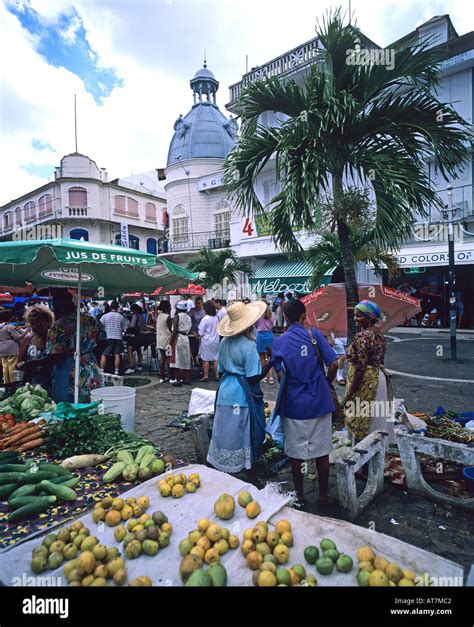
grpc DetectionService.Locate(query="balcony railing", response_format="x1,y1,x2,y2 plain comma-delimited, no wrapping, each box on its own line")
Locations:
68,207,88,217
426,184,474,222
227,36,324,110
167,229,231,253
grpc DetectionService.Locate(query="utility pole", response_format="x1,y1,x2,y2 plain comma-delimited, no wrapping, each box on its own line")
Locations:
446,184,457,360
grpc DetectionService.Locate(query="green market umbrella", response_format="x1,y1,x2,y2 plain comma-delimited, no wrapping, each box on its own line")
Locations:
0,239,198,401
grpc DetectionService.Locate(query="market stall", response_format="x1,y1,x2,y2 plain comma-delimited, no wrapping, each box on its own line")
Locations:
0,464,464,587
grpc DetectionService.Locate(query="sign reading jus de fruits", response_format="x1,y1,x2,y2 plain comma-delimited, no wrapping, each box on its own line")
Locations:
62,250,149,264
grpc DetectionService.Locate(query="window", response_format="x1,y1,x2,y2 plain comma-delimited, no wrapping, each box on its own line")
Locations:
171,204,189,241
15,207,22,225
129,235,139,250
214,211,230,237
38,194,53,216
68,187,87,208
145,202,156,221
3,212,12,229
24,201,36,221
114,195,139,217
146,238,157,255
127,197,138,217
70,228,89,241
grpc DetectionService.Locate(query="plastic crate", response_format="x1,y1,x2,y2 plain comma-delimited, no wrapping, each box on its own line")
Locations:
101,372,124,387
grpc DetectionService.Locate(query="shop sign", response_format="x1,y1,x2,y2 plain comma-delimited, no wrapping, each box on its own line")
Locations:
396,251,473,266
41,268,94,282
250,278,312,294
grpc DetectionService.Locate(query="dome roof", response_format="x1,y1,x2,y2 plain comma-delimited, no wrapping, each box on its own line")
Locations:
166,62,238,166
167,105,237,165
192,66,216,81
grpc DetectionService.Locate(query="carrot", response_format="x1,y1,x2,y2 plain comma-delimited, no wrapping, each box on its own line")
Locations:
2,426,41,447
18,439,45,452
14,429,44,447
5,422,30,435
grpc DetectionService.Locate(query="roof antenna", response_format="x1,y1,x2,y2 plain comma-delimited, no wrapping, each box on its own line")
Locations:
204,48,207,68
74,94,78,153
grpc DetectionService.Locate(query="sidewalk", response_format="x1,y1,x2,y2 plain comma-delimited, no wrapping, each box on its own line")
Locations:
391,326,474,339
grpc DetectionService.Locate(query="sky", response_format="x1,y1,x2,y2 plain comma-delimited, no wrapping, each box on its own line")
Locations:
0,0,472,205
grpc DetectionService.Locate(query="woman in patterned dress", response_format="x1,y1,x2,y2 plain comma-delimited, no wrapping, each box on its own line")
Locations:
46,290,103,403
343,300,392,445
168,301,192,387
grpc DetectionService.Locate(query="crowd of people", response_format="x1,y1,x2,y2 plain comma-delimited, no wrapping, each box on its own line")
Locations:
0,288,391,512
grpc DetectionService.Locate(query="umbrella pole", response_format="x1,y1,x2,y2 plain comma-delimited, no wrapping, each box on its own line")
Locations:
74,267,82,404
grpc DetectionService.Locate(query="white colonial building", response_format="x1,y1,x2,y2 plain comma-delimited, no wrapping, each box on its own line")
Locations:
0,153,166,255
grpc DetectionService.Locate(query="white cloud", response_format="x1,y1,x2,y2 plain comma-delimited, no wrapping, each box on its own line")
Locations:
1,0,472,206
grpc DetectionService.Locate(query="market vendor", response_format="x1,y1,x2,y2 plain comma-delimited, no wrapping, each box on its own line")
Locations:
16,304,55,392
343,300,393,447
0,307,26,385
46,289,103,403
207,301,267,480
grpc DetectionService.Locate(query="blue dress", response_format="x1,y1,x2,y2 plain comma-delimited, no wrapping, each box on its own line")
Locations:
207,335,265,473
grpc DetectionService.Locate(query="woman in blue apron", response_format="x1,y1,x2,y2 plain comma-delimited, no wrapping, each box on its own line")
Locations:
207,301,267,475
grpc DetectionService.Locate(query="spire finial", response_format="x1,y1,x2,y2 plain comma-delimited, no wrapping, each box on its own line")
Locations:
203,48,207,68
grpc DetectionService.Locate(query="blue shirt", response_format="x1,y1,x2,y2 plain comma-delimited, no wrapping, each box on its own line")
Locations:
217,335,261,407
272,324,337,420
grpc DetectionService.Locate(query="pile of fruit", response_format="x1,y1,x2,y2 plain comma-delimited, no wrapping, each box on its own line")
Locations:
356,546,418,587
113,509,173,559
1,455,79,521
158,471,201,498
179,518,240,567
92,495,150,526
30,520,128,586
213,491,261,520
303,538,353,576
104,446,165,484
242,519,292,568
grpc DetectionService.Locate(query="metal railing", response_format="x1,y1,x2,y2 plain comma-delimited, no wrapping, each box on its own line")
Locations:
167,229,231,252
67,207,88,217
227,36,324,109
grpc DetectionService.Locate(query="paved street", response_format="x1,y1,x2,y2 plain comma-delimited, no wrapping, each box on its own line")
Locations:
133,331,474,574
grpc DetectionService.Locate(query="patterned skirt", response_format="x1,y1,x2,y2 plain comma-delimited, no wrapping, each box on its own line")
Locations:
207,405,252,473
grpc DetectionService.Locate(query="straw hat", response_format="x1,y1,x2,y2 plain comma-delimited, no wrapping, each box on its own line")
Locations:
217,300,267,337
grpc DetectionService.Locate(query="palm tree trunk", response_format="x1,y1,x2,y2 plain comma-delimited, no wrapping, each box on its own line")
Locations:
333,175,358,343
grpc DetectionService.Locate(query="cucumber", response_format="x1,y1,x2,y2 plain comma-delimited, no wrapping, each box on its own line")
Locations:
58,477,80,489
39,480,77,502
135,445,154,464
8,495,57,510
51,475,78,485
7,498,54,522
116,450,134,465
0,483,18,499
0,472,24,485
0,453,20,464
0,464,30,473
8,484,38,499
37,463,71,477
0,451,19,462
16,471,58,486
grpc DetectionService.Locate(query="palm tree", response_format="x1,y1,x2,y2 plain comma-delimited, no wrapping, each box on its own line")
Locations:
306,230,399,290
187,247,253,294
223,9,472,339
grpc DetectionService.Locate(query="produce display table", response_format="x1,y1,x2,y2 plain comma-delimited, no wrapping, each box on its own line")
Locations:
0,464,464,586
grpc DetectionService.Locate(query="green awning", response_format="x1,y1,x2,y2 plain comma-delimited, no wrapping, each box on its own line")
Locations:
250,258,334,295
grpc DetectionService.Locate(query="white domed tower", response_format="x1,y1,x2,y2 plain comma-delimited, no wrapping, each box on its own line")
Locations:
164,60,238,262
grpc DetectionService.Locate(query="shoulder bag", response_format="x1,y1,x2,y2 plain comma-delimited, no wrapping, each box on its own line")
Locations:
307,328,344,420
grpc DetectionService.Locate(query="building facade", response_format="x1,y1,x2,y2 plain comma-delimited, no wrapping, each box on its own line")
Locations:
0,153,166,256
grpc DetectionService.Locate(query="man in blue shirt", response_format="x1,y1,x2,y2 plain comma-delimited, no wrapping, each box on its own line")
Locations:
272,298,338,510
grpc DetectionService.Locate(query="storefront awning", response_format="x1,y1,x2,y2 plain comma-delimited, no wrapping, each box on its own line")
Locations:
250,258,334,295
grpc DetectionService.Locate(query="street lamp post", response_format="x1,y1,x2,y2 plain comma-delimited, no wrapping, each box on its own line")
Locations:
446,185,457,361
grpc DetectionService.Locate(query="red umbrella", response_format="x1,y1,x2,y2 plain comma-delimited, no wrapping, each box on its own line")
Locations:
0,293,14,303
123,287,163,299
0,285,34,295
165,283,206,296
301,283,421,335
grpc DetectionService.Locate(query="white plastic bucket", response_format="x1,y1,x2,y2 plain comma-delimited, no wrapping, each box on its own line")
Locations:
90,386,136,432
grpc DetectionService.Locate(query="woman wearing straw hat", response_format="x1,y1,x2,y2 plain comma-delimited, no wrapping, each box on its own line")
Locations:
207,300,268,475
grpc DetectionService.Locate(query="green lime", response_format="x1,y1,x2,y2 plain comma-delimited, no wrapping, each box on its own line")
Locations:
315,557,334,575
357,570,370,586
323,548,340,563
336,554,353,573
320,538,337,552
292,564,306,581
276,567,292,586
303,545,319,564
